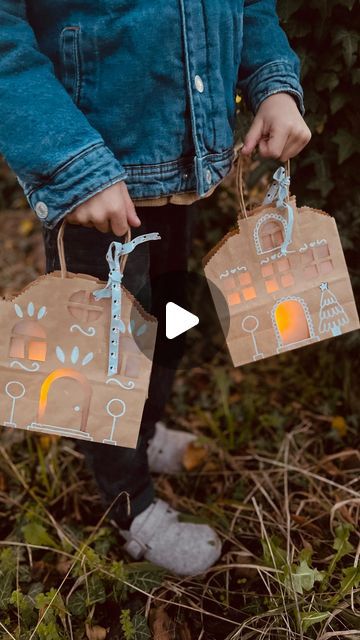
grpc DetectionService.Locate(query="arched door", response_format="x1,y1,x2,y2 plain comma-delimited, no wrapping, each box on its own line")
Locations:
274,299,310,348
37,368,92,432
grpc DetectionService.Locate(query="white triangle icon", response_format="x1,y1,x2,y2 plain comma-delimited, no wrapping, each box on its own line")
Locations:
165,302,199,339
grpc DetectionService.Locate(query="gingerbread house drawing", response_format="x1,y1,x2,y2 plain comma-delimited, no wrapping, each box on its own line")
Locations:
0,268,157,449
203,194,359,367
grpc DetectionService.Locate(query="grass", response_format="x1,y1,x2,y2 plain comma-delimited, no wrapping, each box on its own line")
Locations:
0,167,359,639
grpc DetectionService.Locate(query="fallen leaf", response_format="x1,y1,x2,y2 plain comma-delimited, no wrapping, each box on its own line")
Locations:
182,441,208,471
39,434,58,451
85,624,108,640
331,415,347,437
56,556,73,576
149,605,174,640
20,218,34,236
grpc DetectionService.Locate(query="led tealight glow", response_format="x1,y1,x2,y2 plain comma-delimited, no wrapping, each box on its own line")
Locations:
275,300,310,345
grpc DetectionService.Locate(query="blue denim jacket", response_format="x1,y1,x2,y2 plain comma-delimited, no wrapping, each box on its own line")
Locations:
0,1,304,229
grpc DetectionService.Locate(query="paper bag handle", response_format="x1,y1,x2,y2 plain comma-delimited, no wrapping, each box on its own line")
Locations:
56,218,131,278
235,151,291,222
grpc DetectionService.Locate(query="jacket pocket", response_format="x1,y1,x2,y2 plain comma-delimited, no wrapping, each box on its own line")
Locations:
59,26,82,105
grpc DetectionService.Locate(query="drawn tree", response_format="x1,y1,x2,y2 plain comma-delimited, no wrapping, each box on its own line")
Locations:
318,282,349,336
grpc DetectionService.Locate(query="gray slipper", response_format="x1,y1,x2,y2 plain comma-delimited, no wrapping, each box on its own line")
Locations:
146,421,197,474
117,498,222,576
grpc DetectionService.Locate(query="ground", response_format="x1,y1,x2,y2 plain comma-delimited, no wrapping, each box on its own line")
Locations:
0,168,359,639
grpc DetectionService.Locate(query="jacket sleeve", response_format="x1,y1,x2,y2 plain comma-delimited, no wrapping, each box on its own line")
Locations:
237,0,305,116
0,1,128,229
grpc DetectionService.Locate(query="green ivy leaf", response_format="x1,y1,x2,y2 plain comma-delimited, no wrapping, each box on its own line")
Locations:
333,29,359,68
21,522,58,549
300,610,331,633
332,129,358,164
340,566,360,595
285,560,325,595
261,536,287,570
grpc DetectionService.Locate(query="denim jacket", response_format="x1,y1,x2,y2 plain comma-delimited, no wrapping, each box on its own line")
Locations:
0,1,304,229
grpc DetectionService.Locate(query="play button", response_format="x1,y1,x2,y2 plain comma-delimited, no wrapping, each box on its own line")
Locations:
166,302,199,339
130,270,229,371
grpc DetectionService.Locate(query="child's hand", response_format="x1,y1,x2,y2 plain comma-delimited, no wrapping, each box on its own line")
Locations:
241,93,311,161
66,181,141,235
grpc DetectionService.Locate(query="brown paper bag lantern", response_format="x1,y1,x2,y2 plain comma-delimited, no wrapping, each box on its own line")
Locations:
203,158,359,367
0,220,160,448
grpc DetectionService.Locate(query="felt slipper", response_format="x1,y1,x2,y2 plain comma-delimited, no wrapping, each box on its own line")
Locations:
117,497,222,576
147,421,198,474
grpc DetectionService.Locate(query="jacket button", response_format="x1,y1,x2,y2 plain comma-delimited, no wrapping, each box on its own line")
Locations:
205,169,212,185
35,201,48,219
194,75,204,93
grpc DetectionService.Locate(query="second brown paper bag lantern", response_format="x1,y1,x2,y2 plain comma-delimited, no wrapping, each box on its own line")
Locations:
0,220,160,448
203,158,359,367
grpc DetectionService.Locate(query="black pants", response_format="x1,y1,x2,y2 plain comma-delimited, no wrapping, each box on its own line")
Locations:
42,203,193,526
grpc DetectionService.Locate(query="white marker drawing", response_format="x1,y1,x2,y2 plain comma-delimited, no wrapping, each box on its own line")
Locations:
4,381,25,427
241,315,264,361
10,361,40,372
70,325,96,336
103,398,126,445
106,378,135,390
318,282,349,336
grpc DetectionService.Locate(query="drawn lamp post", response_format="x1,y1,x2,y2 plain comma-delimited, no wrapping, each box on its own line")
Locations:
4,381,25,427
103,398,126,445
241,315,264,361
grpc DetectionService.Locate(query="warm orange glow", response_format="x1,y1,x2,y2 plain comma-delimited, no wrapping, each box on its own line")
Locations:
238,272,251,286
261,264,274,277
275,300,310,345
281,274,295,288
228,292,241,306
28,340,47,361
243,287,256,301
38,368,89,421
266,279,279,293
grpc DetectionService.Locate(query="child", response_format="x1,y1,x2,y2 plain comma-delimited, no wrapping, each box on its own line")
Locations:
0,0,311,576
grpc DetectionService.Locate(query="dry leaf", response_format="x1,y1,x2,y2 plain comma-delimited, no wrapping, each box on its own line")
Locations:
149,605,174,640
20,218,34,236
56,556,73,576
85,624,108,640
331,415,347,437
182,441,208,471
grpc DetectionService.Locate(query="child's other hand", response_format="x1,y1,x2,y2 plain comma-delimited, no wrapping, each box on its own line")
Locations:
66,181,141,235
241,93,311,161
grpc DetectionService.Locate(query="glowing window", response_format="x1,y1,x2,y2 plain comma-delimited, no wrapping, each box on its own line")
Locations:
222,276,236,291
243,287,256,301
9,320,47,362
238,272,251,286
266,279,279,293
277,257,290,273
301,243,333,280
228,292,241,306
281,273,295,288
261,264,274,277
224,270,257,307
260,220,284,252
